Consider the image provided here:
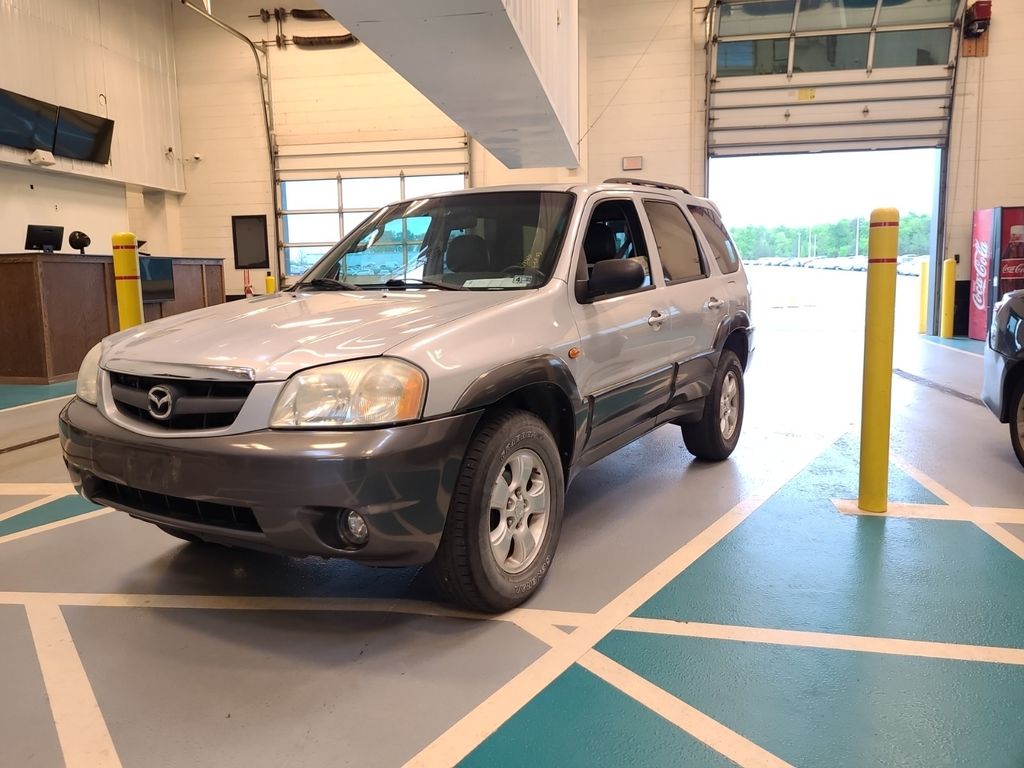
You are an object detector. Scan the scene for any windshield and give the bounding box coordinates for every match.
[298,191,575,291]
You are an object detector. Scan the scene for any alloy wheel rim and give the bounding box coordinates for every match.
[719,371,740,441]
[488,449,550,575]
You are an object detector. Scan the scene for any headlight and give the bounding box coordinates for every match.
[271,358,426,428]
[76,343,102,405]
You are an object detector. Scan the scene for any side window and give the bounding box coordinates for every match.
[578,199,652,293]
[689,205,741,275]
[643,201,706,282]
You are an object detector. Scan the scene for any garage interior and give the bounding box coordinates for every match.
[2,1,1023,766]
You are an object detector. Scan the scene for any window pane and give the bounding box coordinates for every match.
[284,246,329,277]
[796,0,876,31]
[643,201,705,282]
[343,211,371,235]
[341,176,401,210]
[793,33,869,73]
[282,213,339,244]
[874,28,951,68]
[878,0,958,26]
[583,199,652,289]
[404,174,465,199]
[280,179,338,212]
[689,206,741,275]
[719,0,795,36]
[717,39,789,77]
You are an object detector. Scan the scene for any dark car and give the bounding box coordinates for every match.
[982,290,1024,467]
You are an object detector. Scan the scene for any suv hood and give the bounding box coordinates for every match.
[101,290,519,381]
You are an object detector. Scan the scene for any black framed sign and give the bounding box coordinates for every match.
[231,214,270,270]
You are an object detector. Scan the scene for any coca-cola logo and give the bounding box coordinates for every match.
[973,238,989,310]
[1001,259,1024,277]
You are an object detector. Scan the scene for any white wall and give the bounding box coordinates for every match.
[0,0,183,255]
[944,0,1024,278]
[0,164,127,253]
[172,0,465,292]
[585,0,706,194]
[0,0,184,192]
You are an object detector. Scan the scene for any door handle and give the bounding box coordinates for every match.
[705,297,725,311]
[648,310,665,329]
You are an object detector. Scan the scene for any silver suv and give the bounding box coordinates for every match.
[61,179,753,612]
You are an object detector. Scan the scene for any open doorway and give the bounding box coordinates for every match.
[709,148,942,339]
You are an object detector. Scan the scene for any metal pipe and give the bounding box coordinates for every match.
[179,0,281,289]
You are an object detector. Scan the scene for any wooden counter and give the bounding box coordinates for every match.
[0,253,224,384]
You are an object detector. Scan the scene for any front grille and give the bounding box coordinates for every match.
[91,478,261,532]
[109,371,254,430]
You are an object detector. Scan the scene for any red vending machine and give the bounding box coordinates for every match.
[968,206,1024,340]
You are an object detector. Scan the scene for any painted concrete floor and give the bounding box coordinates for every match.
[1,269,1022,767]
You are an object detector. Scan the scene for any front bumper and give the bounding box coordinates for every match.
[982,345,1011,421]
[60,399,481,565]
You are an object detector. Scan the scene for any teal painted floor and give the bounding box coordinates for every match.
[0,382,75,411]
[924,335,984,355]
[0,496,102,537]
[465,436,1024,766]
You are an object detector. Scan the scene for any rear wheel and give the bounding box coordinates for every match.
[429,409,564,613]
[1010,379,1024,469]
[682,349,744,461]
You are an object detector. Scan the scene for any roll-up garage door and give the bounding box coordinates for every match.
[708,0,967,156]
[275,132,470,276]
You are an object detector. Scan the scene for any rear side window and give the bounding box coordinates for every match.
[643,201,705,282]
[689,205,741,275]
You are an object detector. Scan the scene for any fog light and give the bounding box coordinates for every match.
[338,509,369,547]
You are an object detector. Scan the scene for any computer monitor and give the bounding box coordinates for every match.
[25,225,64,253]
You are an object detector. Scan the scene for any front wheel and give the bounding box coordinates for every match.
[1010,379,1024,469]
[429,409,564,613]
[682,349,744,461]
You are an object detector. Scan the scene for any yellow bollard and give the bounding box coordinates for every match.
[111,232,144,330]
[265,270,276,294]
[940,257,956,339]
[859,208,900,513]
[918,258,929,334]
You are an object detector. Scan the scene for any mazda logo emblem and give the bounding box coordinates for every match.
[147,385,174,420]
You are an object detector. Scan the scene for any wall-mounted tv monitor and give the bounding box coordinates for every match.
[140,257,175,303]
[0,88,58,152]
[53,106,114,164]
[25,224,64,253]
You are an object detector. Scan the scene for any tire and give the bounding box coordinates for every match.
[429,409,565,613]
[682,349,744,461]
[1010,379,1024,469]
[156,524,205,544]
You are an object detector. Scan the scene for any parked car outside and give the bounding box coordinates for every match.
[60,179,754,612]
[982,290,1024,467]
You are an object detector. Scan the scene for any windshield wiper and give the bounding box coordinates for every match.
[296,277,360,291]
[383,278,464,291]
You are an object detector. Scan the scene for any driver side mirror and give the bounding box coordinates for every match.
[586,259,645,299]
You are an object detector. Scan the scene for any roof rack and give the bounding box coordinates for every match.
[603,177,692,195]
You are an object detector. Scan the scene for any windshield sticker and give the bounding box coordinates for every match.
[463,276,533,288]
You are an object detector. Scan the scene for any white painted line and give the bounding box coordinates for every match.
[579,650,793,768]
[402,432,841,768]
[23,600,122,768]
[0,483,76,496]
[889,455,970,507]
[617,617,1024,666]
[975,522,1024,562]
[0,509,111,546]
[0,394,73,414]
[832,498,1024,525]
[0,494,63,523]
[511,618,571,648]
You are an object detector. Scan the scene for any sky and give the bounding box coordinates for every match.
[708,148,940,229]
